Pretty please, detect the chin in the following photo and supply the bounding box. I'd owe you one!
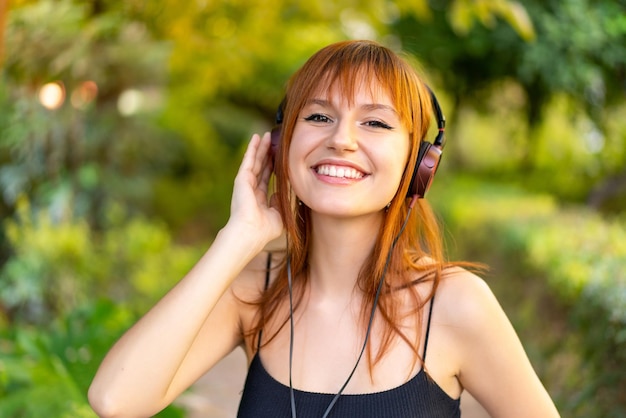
[309,202,385,218]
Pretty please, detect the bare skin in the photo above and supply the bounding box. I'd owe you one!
[88,83,560,418]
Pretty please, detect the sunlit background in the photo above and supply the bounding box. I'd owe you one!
[0,0,624,417]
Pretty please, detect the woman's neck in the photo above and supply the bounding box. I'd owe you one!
[306,212,383,299]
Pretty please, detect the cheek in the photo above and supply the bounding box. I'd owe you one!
[385,144,412,193]
[287,125,307,164]
[286,137,308,194]
[287,124,318,169]
[389,161,408,196]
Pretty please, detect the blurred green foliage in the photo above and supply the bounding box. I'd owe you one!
[0,198,199,415]
[1,197,201,322]
[394,0,626,208]
[0,0,625,416]
[431,176,626,417]
[0,301,129,418]
[0,300,185,417]
[1,0,177,230]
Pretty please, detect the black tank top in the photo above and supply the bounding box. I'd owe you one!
[237,255,461,418]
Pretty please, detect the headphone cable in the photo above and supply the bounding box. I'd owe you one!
[287,197,416,417]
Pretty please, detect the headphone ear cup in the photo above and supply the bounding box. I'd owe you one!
[270,126,281,172]
[407,141,443,198]
[270,100,285,174]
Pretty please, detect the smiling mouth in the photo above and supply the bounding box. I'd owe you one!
[315,164,365,179]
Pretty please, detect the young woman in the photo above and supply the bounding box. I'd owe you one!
[89,40,560,417]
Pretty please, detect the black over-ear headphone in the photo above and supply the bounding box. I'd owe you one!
[270,87,446,199]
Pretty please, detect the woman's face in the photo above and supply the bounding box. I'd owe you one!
[288,79,410,218]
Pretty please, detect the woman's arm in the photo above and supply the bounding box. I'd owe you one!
[445,271,561,418]
[88,132,283,418]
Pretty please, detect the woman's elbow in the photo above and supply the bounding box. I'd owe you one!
[88,381,136,418]
[88,381,122,418]
[88,379,166,418]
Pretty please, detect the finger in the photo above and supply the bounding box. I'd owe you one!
[247,132,269,176]
[240,133,261,174]
[253,132,272,175]
[259,131,272,152]
[258,158,272,196]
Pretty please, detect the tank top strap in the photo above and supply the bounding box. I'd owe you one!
[257,252,273,351]
[422,294,436,361]
[264,252,272,289]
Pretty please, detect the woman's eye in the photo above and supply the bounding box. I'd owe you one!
[304,114,332,123]
[365,120,393,130]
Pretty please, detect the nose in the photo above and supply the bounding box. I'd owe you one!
[327,118,358,151]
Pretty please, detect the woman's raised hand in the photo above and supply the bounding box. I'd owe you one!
[227,132,283,247]
[88,132,283,418]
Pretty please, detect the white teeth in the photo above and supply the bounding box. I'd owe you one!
[316,164,364,179]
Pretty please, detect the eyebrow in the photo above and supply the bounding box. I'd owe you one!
[305,99,399,115]
[362,103,399,115]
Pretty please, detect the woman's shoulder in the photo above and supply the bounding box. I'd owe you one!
[434,266,503,332]
[423,266,510,380]
[432,267,560,417]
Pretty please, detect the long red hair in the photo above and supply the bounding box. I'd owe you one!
[248,40,451,371]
